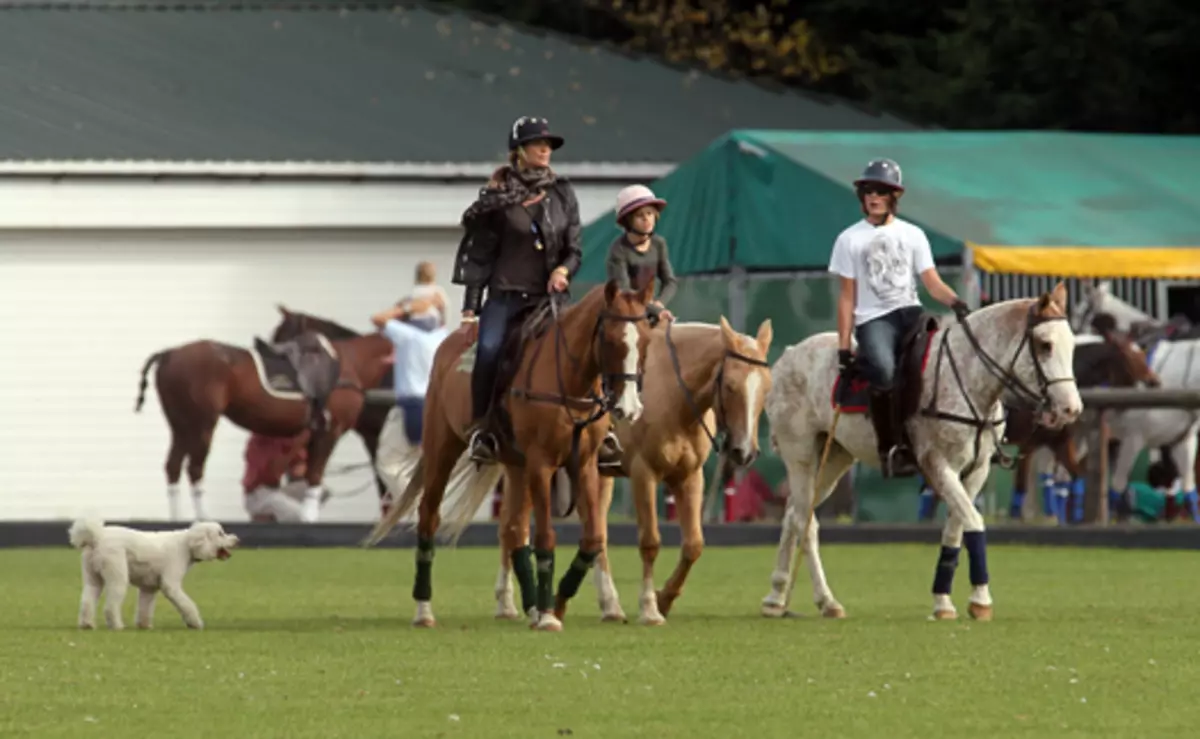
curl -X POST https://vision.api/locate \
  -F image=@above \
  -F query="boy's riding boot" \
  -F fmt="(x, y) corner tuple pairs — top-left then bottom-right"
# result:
(598, 429), (624, 469)
(869, 389), (919, 478)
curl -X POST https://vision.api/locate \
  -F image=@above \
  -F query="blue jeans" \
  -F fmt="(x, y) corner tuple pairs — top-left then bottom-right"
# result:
(471, 291), (536, 421)
(395, 396), (425, 446)
(855, 306), (922, 391)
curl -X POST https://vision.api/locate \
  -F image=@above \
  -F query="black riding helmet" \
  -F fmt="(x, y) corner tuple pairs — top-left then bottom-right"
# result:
(508, 116), (564, 151)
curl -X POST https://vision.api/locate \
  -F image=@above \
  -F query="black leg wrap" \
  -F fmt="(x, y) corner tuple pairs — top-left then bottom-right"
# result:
(413, 537), (435, 602)
(511, 545), (536, 614)
(534, 549), (555, 613)
(556, 548), (598, 602)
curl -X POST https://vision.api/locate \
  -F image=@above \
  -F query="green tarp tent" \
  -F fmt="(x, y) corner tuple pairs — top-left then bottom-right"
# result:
(577, 130), (964, 281)
(580, 129), (1200, 281)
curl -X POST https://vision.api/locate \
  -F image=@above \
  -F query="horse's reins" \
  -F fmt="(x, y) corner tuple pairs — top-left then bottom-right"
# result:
(663, 320), (771, 504)
(509, 294), (649, 515)
(923, 305), (1076, 476)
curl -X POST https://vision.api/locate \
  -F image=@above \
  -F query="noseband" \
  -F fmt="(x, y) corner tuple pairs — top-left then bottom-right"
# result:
(664, 320), (771, 456)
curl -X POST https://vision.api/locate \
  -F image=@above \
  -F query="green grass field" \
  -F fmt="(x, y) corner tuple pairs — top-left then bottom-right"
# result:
(3, 544), (1198, 738)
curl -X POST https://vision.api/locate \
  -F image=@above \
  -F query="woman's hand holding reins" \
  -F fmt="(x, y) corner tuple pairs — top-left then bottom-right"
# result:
(548, 267), (569, 293)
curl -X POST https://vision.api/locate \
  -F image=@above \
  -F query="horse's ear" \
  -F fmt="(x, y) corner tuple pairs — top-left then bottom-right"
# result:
(276, 303), (290, 316)
(636, 276), (655, 306)
(604, 278), (620, 305)
(718, 315), (737, 347)
(1050, 281), (1068, 313)
(755, 318), (773, 355)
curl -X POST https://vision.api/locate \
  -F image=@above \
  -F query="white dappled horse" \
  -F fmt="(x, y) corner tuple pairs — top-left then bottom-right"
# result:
(762, 285), (1082, 621)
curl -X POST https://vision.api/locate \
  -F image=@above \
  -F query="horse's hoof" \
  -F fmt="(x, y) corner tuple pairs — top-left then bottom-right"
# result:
(760, 602), (788, 619)
(638, 613), (666, 626)
(968, 602), (993, 621)
(534, 613), (563, 632)
(821, 604), (847, 619)
(655, 590), (678, 618)
(930, 608), (958, 621)
(494, 608), (521, 621)
(600, 609), (628, 623)
(412, 617), (436, 628)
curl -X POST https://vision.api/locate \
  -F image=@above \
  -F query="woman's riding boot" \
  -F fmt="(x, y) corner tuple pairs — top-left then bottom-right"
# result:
(598, 430), (624, 468)
(869, 389), (919, 478)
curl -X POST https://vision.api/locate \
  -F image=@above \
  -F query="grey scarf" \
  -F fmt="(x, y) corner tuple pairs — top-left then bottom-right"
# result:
(461, 165), (557, 226)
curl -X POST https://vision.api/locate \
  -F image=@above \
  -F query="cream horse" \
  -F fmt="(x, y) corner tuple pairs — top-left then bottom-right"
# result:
(762, 285), (1082, 621)
(492, 317), (774, 625)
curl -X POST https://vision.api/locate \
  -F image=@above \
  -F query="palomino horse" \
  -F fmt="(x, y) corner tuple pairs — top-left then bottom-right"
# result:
(762, 285), (1082, 621)
(1005, 329), (1160, 523)
(134, 322), (394, 522)
(270, 305), (394, 509)
(491, 317), (774, 625)
(364, 279), (655, 631)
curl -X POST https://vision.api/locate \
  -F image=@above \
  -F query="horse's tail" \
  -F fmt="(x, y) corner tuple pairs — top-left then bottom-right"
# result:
(441, 460), (504, 547)
(134, 350), (169, 413)
(361, 455), (426, 548)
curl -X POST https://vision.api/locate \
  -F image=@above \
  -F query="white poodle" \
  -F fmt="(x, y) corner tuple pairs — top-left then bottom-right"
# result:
(68, 519), (239, 631)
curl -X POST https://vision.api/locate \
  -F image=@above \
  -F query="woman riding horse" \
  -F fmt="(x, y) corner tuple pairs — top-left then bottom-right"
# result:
(453, 116), (621, 469)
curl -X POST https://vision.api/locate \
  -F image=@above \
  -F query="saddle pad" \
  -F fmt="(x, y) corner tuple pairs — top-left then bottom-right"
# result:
(831, 328), (939, 414)
(249, 347), (305, 401)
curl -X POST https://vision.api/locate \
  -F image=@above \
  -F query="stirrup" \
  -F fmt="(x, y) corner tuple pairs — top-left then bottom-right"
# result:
(468, 429), (497, 464)
(883, 445), (919, 478)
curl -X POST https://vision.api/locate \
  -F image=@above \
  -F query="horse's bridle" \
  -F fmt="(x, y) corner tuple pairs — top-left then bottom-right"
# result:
(663, 319), (771, 454)
(923, 305), (1076, 473)
(509, 294), (650, 515)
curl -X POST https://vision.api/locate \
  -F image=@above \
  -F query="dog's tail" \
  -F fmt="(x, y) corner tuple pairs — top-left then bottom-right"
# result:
(68, 518), (105, 549)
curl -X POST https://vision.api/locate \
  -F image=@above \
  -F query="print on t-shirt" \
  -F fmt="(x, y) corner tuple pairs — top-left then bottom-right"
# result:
(864, 229), (915, 305)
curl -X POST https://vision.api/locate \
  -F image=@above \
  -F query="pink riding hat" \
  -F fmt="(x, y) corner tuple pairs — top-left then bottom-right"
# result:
(615, 184), (667, 225)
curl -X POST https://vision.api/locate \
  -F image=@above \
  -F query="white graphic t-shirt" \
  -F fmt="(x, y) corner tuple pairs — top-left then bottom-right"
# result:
(828, 218), (936, 325)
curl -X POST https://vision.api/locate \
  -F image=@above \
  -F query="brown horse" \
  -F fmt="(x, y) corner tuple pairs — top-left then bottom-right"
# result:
(269, 305), (395, 511)
(364, 279), (655, 631)
(491, 318), (774, 624)
(134, 321), (394, 522)
(1004, 329), (1160, 522)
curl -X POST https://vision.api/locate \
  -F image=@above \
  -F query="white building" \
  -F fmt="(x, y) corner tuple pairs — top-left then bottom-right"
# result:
(0, 161), (668, 521)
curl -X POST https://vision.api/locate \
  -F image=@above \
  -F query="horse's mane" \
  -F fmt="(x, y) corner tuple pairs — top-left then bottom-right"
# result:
(283, 308), (363, 339)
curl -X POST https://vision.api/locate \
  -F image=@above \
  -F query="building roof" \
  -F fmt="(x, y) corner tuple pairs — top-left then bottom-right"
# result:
(0, 1), (917, 166)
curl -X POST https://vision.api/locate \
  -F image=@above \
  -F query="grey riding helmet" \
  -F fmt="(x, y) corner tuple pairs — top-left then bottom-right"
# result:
(853, 158), (904, 192)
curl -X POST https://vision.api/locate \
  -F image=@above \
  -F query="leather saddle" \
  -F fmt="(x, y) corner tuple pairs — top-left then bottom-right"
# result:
(254, 331), (343, 431)
(858, 312), (940, 459)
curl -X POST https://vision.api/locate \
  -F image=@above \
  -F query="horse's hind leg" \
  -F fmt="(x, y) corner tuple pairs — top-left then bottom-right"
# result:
(495, 467), (532, 621)
(185, 423), (217, 521)
(411, 432), (464, 628)
(164, 431), (188, 521)
(762, 437), (854, 618)
(590, 475), (627, 622)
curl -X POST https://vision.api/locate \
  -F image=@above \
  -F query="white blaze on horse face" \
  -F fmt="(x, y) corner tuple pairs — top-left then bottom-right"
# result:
(615, 322), (643, 421)
(1034, 321), (1083, 428)
(735, 369), (764, 459)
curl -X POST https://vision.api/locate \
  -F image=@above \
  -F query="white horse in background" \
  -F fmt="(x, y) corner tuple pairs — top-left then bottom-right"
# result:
(1071, 280), (1153, 335)
(762, 285), (1082, 621)
(1107, 336), (1200, 520)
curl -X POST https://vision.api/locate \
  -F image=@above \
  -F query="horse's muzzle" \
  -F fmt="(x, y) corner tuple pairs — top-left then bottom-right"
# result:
(729, 446), (758, 468)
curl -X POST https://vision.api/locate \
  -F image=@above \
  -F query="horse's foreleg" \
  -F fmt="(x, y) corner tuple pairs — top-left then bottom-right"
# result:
(656, 469), (704, 618)
(1108, 432), (1143, 519)
(925, 455), (992, 621)
(553, 460), (603, 622)
(301, 428), (342, 523)
(628, 459), (664, 626)
(591, 475), (626, 622)
(1057, 428), (1087, 524)
(495, 467), (530, 620)
(1010, 444), (1031, 521)
(526, 463), (561, 631)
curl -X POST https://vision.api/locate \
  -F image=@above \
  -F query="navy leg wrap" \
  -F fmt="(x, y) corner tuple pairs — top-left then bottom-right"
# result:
(932, 545), (960, 595)
(1009, 489), (1026, 519)
(963, 530), (989, 586)
(1070, 478), (1086, 523)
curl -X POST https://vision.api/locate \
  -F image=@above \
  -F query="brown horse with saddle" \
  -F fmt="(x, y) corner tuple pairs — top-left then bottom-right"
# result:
(133, 300), (433, 522)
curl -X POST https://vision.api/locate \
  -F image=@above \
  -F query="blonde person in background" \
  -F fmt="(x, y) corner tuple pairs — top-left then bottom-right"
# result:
(399, 261), (449, 330)
(371, 295), (449, 513)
